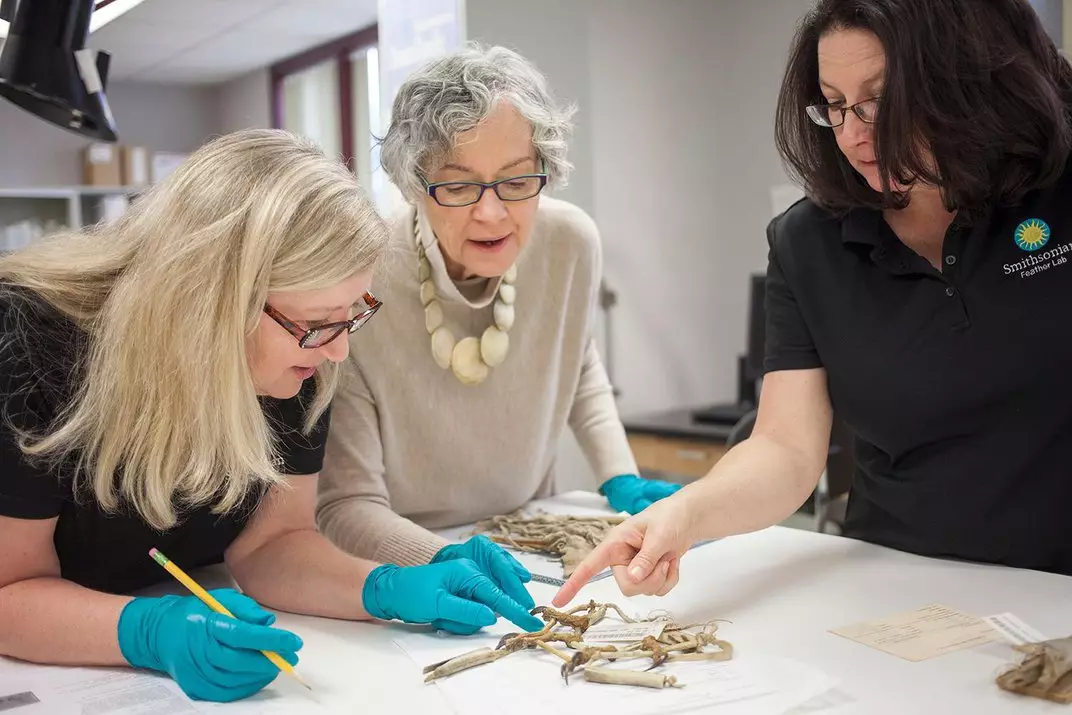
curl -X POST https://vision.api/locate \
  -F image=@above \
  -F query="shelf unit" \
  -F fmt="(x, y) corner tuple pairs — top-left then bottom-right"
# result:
(0, 186), (142, 251)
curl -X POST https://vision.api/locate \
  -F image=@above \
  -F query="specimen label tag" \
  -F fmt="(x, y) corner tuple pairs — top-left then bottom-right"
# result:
(982, 613), (1048, 646)
(583, 620), (667, 643)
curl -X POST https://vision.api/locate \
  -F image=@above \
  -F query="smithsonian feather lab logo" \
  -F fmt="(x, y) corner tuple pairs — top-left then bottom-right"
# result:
(1004, 218), (1068, 279)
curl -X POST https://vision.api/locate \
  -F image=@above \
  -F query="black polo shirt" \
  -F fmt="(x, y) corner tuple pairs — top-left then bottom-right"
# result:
(0, 290), (331, 594)
(764, 160), (1072, 575)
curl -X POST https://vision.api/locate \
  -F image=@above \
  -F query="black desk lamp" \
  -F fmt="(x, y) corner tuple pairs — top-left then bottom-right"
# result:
(0, 0), (118, 141)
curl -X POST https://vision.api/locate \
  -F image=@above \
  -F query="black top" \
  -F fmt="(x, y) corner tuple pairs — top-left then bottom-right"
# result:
(764, 160), (1072, 575)
(0, 291), (331, 594)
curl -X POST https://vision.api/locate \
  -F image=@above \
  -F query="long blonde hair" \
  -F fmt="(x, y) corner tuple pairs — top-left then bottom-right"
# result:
(0, 129), (388, 529)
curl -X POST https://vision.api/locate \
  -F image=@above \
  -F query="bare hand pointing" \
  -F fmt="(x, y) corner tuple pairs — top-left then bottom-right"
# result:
(552, 496), (695, 607)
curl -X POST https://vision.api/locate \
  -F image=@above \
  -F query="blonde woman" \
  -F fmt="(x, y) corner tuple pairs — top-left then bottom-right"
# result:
(316, 45), (681, 595)
(0, 129), (541, 705)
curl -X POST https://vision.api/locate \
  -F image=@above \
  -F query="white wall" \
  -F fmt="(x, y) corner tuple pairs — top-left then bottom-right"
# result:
(0, 82), (219, 187)
(215, 68), (272, 133)
(465, 0), (594, 217)
(1030, 0), (1064, 48)
(588, 0), (733, 416)
(1067, 0), (1072, 51)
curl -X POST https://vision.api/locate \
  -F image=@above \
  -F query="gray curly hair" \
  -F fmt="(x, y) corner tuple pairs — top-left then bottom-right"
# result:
(379, 43), (576, 202)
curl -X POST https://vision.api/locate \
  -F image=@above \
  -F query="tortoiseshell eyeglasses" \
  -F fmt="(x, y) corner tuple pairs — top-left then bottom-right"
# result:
(264, 291), (382, 349)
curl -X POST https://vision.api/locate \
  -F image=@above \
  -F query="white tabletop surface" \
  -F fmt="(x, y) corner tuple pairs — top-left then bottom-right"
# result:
(2, 490), (1069, 714)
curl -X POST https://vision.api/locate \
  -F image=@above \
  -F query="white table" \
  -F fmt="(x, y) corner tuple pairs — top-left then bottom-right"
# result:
(2, 491), (1069, 713)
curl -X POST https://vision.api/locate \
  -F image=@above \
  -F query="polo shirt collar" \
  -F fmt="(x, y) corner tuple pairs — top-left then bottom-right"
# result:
(840, 206), (927, 276)
(841, 208), (883, 246)
(840, 201), (995, 249)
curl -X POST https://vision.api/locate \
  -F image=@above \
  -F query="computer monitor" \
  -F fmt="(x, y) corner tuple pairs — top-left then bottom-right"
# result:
(691, 271), (767, 426)
(744, 272), (766, 382)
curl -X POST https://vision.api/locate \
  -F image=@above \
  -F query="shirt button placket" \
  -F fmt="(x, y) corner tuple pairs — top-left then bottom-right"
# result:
(944, 254), (958, 297)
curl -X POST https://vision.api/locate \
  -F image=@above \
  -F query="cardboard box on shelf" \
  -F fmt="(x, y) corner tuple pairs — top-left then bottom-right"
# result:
(83, 143), (122, 186)
(151, 152), (188, 184)
(120, 146), (150, 187)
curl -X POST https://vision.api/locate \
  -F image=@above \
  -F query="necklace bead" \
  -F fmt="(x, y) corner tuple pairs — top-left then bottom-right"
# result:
(415, 210), (516, 385)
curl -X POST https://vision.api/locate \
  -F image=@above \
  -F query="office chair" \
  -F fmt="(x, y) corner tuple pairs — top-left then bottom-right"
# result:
(726, 408), (757, 448)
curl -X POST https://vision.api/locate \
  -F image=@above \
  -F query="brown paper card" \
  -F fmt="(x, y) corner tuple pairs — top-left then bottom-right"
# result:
(829, 604), (1000, 662)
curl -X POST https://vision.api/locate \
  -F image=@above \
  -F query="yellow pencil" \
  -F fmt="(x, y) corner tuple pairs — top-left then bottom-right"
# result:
(148, 547), (310, 690)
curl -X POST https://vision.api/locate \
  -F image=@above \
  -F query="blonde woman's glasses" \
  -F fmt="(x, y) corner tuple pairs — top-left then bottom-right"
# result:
(264, 291), (382, 349)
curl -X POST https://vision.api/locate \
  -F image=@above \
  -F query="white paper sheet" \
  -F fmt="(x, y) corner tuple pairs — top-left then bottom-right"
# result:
(0, 664), (323, 714)
(394, 626), (837, 715)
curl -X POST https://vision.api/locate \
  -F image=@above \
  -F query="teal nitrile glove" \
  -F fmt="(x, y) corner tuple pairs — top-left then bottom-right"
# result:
(600, 474), (683, 515)
(117, 589), (302, 703)
(362, 559), (544, 636)
(431, 535), (535, 610)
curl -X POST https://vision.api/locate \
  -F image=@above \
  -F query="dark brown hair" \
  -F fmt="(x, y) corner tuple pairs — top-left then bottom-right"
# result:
(775, 0), (1072, 221)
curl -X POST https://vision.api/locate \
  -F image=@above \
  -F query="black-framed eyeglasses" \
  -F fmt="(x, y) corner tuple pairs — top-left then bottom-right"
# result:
(426, 173), (548, 207)
(805, 96), (880, 128)
(264, 291), (382, 349)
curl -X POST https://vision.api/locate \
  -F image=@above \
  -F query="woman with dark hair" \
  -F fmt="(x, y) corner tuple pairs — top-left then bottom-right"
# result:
(554, 0), (1072, 605)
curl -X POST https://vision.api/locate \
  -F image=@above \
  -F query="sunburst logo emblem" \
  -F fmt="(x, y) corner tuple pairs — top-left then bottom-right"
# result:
(1014, 218), (1051, 252)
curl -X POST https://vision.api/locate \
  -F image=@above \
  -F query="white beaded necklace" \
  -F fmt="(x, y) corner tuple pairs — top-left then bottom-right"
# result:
(414, 210), (517, 385)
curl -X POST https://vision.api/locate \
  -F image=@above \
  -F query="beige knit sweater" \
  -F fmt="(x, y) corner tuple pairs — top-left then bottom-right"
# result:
(316, 196), (638, 566)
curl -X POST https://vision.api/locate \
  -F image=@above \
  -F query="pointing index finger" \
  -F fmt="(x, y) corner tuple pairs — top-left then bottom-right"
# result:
(552, 540), (619, 607)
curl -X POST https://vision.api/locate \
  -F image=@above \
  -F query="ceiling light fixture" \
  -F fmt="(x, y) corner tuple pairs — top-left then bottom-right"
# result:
(0, 0), (147, 39)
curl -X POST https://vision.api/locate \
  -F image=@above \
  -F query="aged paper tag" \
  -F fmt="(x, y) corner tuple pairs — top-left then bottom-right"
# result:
(829, 604), (1000, 661)
(583, 620), (667, 644)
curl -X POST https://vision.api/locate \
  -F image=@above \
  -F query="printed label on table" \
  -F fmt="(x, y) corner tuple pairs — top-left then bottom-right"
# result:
(829, 604), (1000, 662)
(983, 613), (1049, 646)
(0, 691), (40, 711)
(583, 620), (667, 643)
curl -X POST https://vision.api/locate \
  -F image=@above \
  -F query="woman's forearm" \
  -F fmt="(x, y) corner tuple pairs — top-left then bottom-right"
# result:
(227, 529), (378, 621)
(317, 495), (450, 567)
(684, 433), (824, 542)
(0, 577), (132, 666)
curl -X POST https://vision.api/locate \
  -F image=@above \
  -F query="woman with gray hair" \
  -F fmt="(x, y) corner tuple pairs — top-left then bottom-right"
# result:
(317, 44), (682, 612)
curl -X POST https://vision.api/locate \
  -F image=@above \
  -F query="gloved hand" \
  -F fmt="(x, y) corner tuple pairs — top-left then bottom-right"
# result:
(600, 474), (683, 515)
(431, 535), (535, 611)
(117, 589), (302, 703)
(362, 559), (545, 636)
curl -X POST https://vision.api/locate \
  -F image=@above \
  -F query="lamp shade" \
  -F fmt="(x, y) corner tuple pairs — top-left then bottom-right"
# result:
(0, 0), (118, 141)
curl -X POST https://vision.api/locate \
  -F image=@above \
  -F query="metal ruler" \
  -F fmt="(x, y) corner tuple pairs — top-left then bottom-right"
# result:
(522, 539), (718, 589)
(528, 569), (614, 588)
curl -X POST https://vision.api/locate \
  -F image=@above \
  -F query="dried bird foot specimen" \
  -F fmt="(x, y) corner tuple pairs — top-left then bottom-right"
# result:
(543, 642), (682, 689)
(584, 666), (680, 689)
(472, 511), (627, 577)
(531, 600), (608, 632)
(423, 647), (510, 682)
(422, 600), (732, 689)
(561, 647), (621, 683)
(996, 636), (1072, 704)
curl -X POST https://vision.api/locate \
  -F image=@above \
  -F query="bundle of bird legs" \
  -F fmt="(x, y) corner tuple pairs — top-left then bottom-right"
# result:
(996, 635), (1072, 704)
(422, 600), (733, 689)
(472, 511), (627, 577)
